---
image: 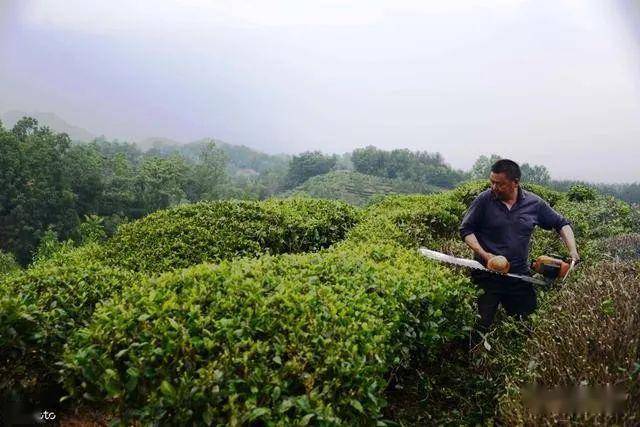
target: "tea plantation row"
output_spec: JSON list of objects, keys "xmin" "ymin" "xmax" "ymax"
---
[{"xmin": 1, "ymin": 184, "xmax": 637, "ymax": 425}]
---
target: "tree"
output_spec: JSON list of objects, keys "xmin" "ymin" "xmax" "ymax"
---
[
  {"xmin": 469, "ymin": 154, "xmax": 502, "ymax": 180},
  {"xmin": 521, "ymin": 163, "xmax": 551, "ymax": 185},
  {"xmin": 65, "ymin": 143, "xmax": 105, "ymax": 216},
  {"xmin": 285, "ymin": 151, "xmax": 337, "ymax": 188},
  {"xmin": 352, "ymin": 146, "xmax": 463, "ymax": 188},
  {"xmin": 100, "ymin": 152, "xmax": 137, "ymax": 216},
  {"xmin": 136, "ymin": 155, "xmax": 189, "ymax": 214},
  {"xmin": 185, "ymin": 141, "xmax": 230, "ymax": 201},
  {"xmin": 351, "ymin": 146, "xmax": 388, "ymax": 177},
  {"xmin": 0, "ymin": 118, "xmax": 79, "ymax": 264}
]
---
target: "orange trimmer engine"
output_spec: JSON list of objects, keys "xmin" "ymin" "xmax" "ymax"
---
[{"xmin": 531, "ymin": 255, "xmax": 572, "ymax": 280}]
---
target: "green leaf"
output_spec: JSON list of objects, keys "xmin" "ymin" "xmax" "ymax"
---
[
  {"xmin": 300, "ymin": 413, "xmax": 315, "ymax": 425},
  {"xmin": 160, "ymin": 380, "xmax": 176, "ymax": 398},
  {"xmin": 248, "ymin": 407, "xmax": 270, "ymax": 421},
  {"xmin": 350, "ymin": 399, "xmax": 364, "ymax": 413}
]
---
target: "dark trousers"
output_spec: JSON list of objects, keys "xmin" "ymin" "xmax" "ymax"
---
[{"xmin": 470, "ymin": 275, "xmax": 537, "ymax": 348}]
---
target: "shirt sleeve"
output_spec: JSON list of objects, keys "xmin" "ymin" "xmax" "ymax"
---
[
  {"xmin": 537, "ymin": 200, "xmax": 571, "ymax": 232},
  {"xmin": 459, "ymin": 195, "xmax": 484, "ymax": 239}
]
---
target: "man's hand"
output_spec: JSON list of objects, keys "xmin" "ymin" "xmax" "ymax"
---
[
  {"xmin": 482, "ymin": 252, "xmax": 497, "ymax": 265},
  {"xmin": 569, "ymin": 250, "xmax": 580, "ymax": 264}
]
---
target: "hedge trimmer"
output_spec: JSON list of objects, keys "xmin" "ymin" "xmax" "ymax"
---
[{"xmin": 417, "ymin": 248, "xmax": 575, "ymax": 286}]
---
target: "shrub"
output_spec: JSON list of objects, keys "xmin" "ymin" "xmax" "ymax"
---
[
  {"xmin": 103, "ymin": 198, "xmax": 359, "ymax": 274},
  {"xmin": 498, "ymin": 261, "xmax": 640, "ymax": 425},
  {"xmin": 0, "ymin": 259, "xmax": 141, "ymax": 398},
  {"xmin": 567, "ymin": 184, "xmax": 597, "ymax": 202},
  {"xmin": 61, "ymin": 242, "xmax": 475, "ymax": 425},
  {"xmin": 530, "ymin": 195, "xmax": 638, "ymax": 261},
  {"xmin": 597, "ymin": 233, "xmax": 640, "ymax": 261},
  {"xmin": 0, "ymin": 251, "xmax": 20, "ymax": 275},
  {"xmin": 347, "ymin": 194, "xmax": 466, "ymax": 248},
  {"xmin": 282, "ymin": 170, "xmax": 441, "ymax": 206}
]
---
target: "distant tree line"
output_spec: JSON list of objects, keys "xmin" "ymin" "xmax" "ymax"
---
[
  {"xmin": 550, "ymin": 180, "xmax": 640, "ymax": 206},
  {"xmin": 1, "ymin": 117, "xmax": 637, "ymax": 265},
  {"xmin": 350, "ymin": 146, "xmax": 465, "ymax": 188},
  {"xmin": 0, "ymin": 118, "xmax": 283, "ymax": 264},
  {"xmin": 468, "ymin": 154, "xmax": 551, "ymax": 185}
]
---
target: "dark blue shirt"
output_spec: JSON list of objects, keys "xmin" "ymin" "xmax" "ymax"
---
[{"xmin": 459, "ymin": 188, "xmax": 570, "ymax": 275}]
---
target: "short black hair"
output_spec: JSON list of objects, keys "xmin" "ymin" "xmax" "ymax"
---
[{"xmin": 491, "ymin": 159, "xmax": 521, "ymax": 181}]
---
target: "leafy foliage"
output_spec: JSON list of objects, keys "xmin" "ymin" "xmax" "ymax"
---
[
  {"xmin": 284, "ymin": 151, "xmax": 338, "ymax": 188},
  {"xmin": 597, "ymin": 233, "xmax": 640, "ymax": 262},
  {"xmin": 346, "ymin": 193, "xmax": 466, "ymax": 248},
  {"xmin": 351, "ymin": 146, "xmax": 465, "ymax": 188},
  {"xmin": 103, "ymin": 198, "xmax": 360, "ymax": 274},
  {"xmin": 61, "ymin": 242, "xmax": 475, "ymax": 425},
  {"xmin": 530, "ymin": 193, "xmax": 639, "ymax": 260},
  {"xmin": 567, "ymin": 183, "xmax": 597, "ymax": 202},
  {"xmin": 0, "ymin": 250, "xmax": 20, "ymax": 275},
  {"xmin": 0, "ymin": 257, "xmax": 141, "ymax": 398},
  {"xmin": 283, "ymin": 170, "xmax": 442, "ymax": 206},
  {"xmin": 469, "ymin": 154, "xmax": 550, "ymax": 185},
  {"xmin": 552, "ymin": 179, "xmax": 640, "ymax": 205},
  {"xmin": 498, "ymin": 261, "xmax": 640, "ymax": 425},
  {"xmin": 0, "ymin": 118, "xmax": 79, "ymax": 264}
]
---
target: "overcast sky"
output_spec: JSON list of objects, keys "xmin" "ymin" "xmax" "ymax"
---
[{"xmin": 1, "ymin": 0, "xmax": 639, "ymax": 182}]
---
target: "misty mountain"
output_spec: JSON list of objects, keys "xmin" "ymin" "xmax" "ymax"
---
[{"xmin": 2, "ymin": 110, "xmax": 96, "ymax": 142}]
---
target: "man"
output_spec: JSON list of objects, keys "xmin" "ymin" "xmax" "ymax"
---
[{"xmin": 459, "ymin": 159, "xmax": 579, "ymax": 347}]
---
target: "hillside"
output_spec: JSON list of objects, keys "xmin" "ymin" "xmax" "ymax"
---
[
  {"xmin": 282, "ymin": 170, "xmax": 443, "ymax": 206},
  {"xmin": 1, "ymin": 110, "xmax": 96, "ymax": 142}
]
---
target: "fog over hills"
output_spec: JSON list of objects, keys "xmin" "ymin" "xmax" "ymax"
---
[{"xmin": 2, "ymin": 110, "xmax": 96, "ymax": 142}]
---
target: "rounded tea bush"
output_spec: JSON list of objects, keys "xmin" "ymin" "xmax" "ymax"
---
[
  {"xmin": 61, "ymin": 242, "xmax": 475, "ymax": 425},
  {"xmin": 347, "ymin": 193, "xmax": 466, "ymax": 247},
  {"xmin": 567, "ymin": 184, "xmax": 597, "ymax": 202},
  {"xmin": 0, "ymin": 258, "xmax": 141, "ymax": 399},
  {"xmin": 103, "ymin": 198, "xmax": 360, "ymax": 274}
]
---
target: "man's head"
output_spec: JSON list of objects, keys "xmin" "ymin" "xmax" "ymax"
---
[{"xmin": 489, "ymin": 159, "xmax": 520, "ymax": 201}]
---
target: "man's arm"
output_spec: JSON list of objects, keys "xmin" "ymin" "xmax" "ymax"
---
[
  {"xmin": 463, "ymin": 233, "xmax": 494, "ymax": 264},
  {"xmin": 537, "ymin": 200, "xmax": 579, "ymax": 262},
  {"xmin": 559, "ymin": 224, "xmax": 580, "ymax": 262},
  {"xmin": 459, "ymin": 195, "xmax": 495, "ymax": 264}
]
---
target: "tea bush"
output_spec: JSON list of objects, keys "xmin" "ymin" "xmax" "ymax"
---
[
  {"xmin": 61, "ymin": 242, "xmax": 475, "ymax": 425},
  {"xmin": 530, "ymin": 194, "xmax": 639, "ymax": 261},
  {"xmin": 597, "ymin": 233, "xmax": 640, "ymax": 261},
  {"xmin": 0, "ymin": 258, "xmax": 141, "ymax": 398},
  {"xmin": 281, "ymin": 170, "xmax": 442, "ymax": 207},
  {"xmin": 498, "ymin": 261, "xmax": 640, "ymax": 425},
  {"xmin": 346, "ymin": 194, "xmax": 466, "ymax": 247},
  {"xmin": 567, "ymin": 184, "xmax": 597, "ymax": 202},
  {"xmin": 103, "ymin": 198, "xmax": 360, "ymax": 274},
  {"xmin": 0, "ymin": 250, "xmax": 20, "ymax": 275}
]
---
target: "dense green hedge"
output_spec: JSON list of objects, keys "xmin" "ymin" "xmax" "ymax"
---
[
  {"xmin": 346, "ymin": 194, "xmax": 466, "ymax": 247},
  {"xmin": 103, "ymin": 198, "xmax": 360, "ymax": 274},
  {"xmin": 60, "ymin": 242, "xmax": 475, "ymax": 425},
  {"xmin": 0, "ymin": 257, "xmax": 141, "ymax": 398}
]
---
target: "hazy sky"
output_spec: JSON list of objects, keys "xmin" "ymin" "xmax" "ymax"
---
[{"xmin": 1, "ymin": 0, "xmax": 639, "ymax": 182}]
